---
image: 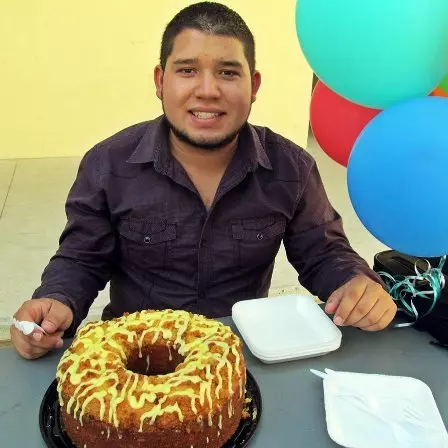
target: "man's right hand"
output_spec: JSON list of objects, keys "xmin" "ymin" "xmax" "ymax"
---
[{"xmin": 11, "ymin": 298, "xmax": 74, "ymax": 360}]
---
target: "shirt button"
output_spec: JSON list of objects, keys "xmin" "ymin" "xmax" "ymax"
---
[
  {"xmin": 257, "ymin": 233, "xmax": 264, "ymax": 240},
  {"xmin": 144, "ymin": 236, "xmax": 151, "ymax": 244}
]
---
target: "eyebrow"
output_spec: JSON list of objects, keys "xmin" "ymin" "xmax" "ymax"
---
[
  {"xmin": 172, "ymin": 58, "xmax": 243, "ymax": 69},
  {"xmin": 173, "ymin": 58, "xmax": 199, "ymax": 65},
  {"xmin": 217, "ymin": 59, "xmax": 243, "ymax": 69}
]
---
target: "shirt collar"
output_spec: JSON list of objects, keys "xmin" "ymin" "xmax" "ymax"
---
[
  {"xmin": 239, "ymin": 123, "xmax": 273, "ymax": 171},
  {"xmin": 126, "ymin": 115, "xmax": 272, "ymax": 171},
  {"xmin": 126, "ymin": 116, "xmax": 170, "ymax": 170}
]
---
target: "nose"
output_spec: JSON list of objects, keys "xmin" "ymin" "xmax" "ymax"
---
[{"xmin": 194, "ymin": 71, "xmax": 220, "ymax": 99}]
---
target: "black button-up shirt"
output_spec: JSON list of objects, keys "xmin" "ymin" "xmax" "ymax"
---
[{"xmin": 32, "ymin": 116, "xmax": 382, "ymax": 334}]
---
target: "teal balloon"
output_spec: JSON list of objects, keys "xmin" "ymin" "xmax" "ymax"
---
[{"xmin": 296, "ymin": 0, "xmax": 448, "ymax": 109}]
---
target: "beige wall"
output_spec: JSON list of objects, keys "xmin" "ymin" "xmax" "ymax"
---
[{"xmin": 0, "ymin": 0, "xmax": 313, "ymax": 159}]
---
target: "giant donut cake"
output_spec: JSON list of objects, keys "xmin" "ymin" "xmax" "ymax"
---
[{"xmin": 56, "ymin": 309, "xmax": 246, "ymax": 447}]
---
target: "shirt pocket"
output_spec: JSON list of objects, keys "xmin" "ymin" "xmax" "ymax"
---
[
  {"xmin": 231, "ymin": 214, "xmax": 286, "ymax": 271},
  {"xmin": 117, "ymin": 217, "xmax": 177, "ymax": 274}
]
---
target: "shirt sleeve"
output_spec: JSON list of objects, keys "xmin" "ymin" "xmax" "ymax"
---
[
  {"xmin": 31, "ymin": 146, "xmax": 115, "ymax": 336},
  {"xmin": 283, "ymin": 157, "xmax": 384, "ymax": 302}
]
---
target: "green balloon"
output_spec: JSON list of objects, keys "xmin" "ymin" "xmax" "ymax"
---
[{"xmin": 440, "ymin": 74, "xmax": 448, "ymax": 93}]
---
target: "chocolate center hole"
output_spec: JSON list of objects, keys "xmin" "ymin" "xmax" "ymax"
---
[{"xmin": 126, "ymin": 344, "xmax": 185, "ymax": 376}]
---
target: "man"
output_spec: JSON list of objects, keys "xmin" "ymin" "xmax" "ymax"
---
[{"xmin": 11, "ymin": 2, "xmax": 397, "ymax": 359}]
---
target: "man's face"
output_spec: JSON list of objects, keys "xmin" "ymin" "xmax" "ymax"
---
[{"xmin": 154, "ymin": 29, "xmax": 261, "ymax": 150}]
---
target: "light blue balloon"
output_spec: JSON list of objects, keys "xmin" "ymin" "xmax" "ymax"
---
[
  {"xmin": 296, "ymin": 0, "xmax": 448, "ymax": 109},
  {"xmin": 347, "ymin": 97, "xmax": 448, "ymax": 257}
]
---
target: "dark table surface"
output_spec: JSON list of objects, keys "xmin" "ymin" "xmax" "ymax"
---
[{"xmin": 1, "ymin": 317, "xmax": 447, "ymax": 447}]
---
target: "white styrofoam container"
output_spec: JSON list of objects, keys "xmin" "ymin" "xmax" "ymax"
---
[{"xmin": 232, "ymin": 295, "xmax": 342, "ymax": 364}]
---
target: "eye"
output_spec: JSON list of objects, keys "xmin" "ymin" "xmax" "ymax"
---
[
  {"xmin": 220, "ymin": 70, "xmax": 239, "ymax": 78},
  {"xmin": 177, "ymin": 68, "xmax": 195, "ymax": 75}
]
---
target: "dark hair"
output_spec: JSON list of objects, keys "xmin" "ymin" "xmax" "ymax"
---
[{"xmin": 160, "ymin": 2, "xmax": 256, "ymax": 73}]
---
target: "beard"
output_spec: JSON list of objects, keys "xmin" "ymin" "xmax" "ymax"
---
[{"xmin": 162, "ymin": 100, "xmax": 251, "ymax": 151}]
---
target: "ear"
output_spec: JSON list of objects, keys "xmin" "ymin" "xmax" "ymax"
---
[
  {"xmin": 154, "ymin": 65, "xmax": 164, "ymax": 100},
  {"xmin": 251, "ymin": 71, "xmax": 262, "ymax": 103}
]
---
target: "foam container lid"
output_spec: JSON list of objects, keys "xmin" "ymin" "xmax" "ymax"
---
[
  {"xmin": 321, "ymin": 369, "xmax": 448, "ymax": 447},
  {"xmin": 232, "ymin": 295, "xmax": 342, "ymax": 363}
]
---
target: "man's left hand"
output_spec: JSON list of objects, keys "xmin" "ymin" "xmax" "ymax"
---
[{"xmin": 325, "ymin": 275, "xmax": 397, "ymax": 331}]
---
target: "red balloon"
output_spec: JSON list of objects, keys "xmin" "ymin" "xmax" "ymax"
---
[{"xmin": 310, "ymin": 81, "xmax": 381, "ymax": 166}]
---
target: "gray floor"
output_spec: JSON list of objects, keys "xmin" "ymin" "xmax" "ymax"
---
[{"xmin": 0, "ymin": 137, "xmax": 388, "ymax": 340}]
